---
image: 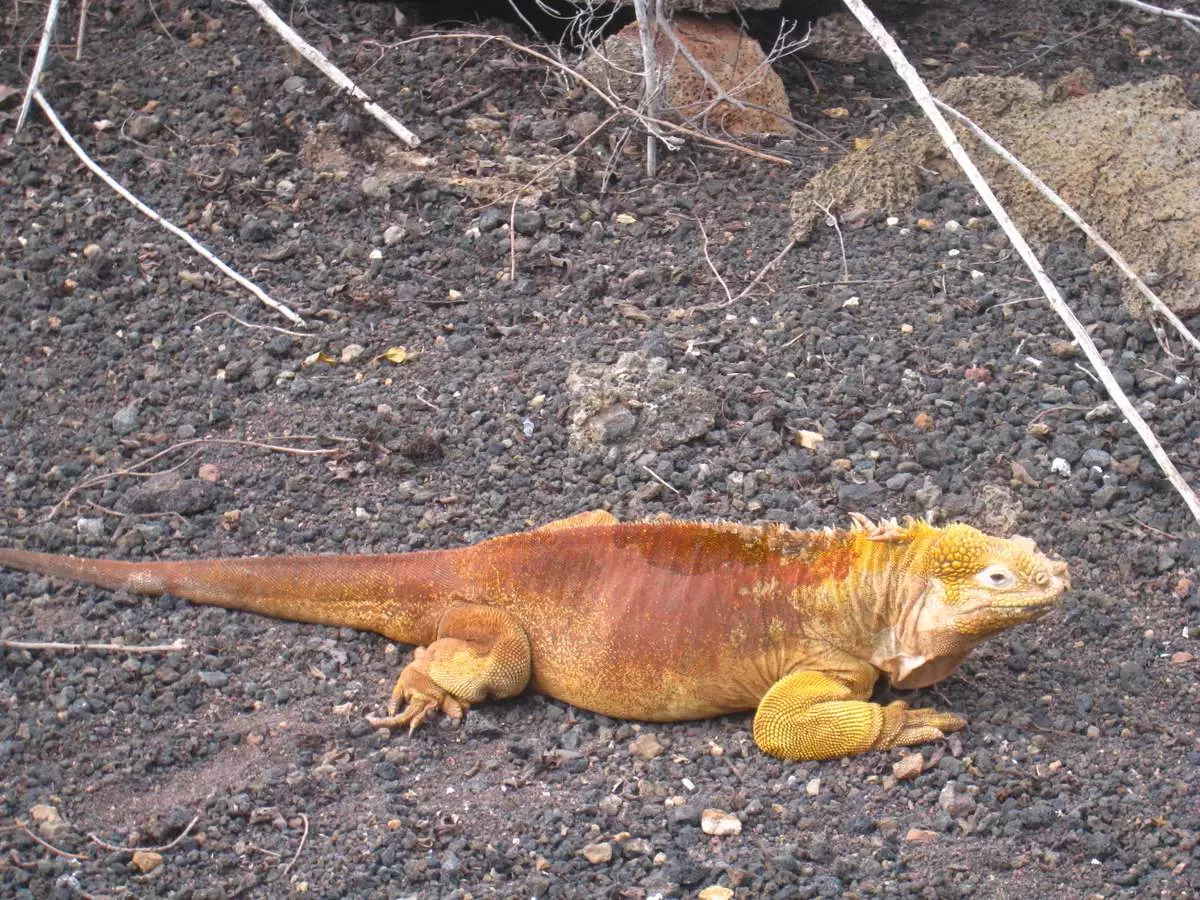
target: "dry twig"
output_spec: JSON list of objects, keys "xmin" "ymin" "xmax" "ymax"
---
[
  {"xmin": 842, "ymin": 0, "xmax": 1200, "ymax": 526},
  {"xmin": 280, "ymin": 813, "xmax": 309, "ymax": 877},
  {"xmin": 2, "ymin": 638, "xmax": 186, "ymax": 655},
  {"xmin": 1110, "ymin": 0, "xmax": 1200, "ymax": 30},
  {"xmin": 242, "ymin": 0, "xmax": 420, "ymax": 147},
  {"xmin": 15, "ymin": 821, "xmax": 88, "ymax": 861},
  {"xmin": 12, "ymin": 0, "xmax": 60, "ymax": 137},
  {"xmin": 49, "ymin": 437, "xmax": 350, "ymax": 520},
  {"xmin": 88, "ymin": 814, "xmax": 200, "ymax": 853},
  {"xmin": 32, "ymin": 91, "xmax": 304, "ymax": 326},
  {"xmin": 934, "ymin": 99, "xmax": 1200, "ymax": 355},
  {"xmin": 192, "ymin": 310, "xmax": 310, "ymax": 338}
]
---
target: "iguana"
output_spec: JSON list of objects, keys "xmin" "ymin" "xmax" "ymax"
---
[{"xmin": 0, "ymin": 512, "xmax": 1068, "ymax": 761}]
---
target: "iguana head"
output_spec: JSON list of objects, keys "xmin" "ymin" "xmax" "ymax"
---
[{"xmin": 868, "ymin": 519, "xmax": 1070, "ymax": 689}]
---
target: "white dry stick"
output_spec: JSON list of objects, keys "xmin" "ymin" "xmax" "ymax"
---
[
  {"xmin": 841, "ymin": 0, "xmax": 1200, "ymax": 526},
  {"xmin": 1109, "ymin": 0, "xmax": 1200, "ymax": 27},
  {"xmin": 242, "ymin": 0, "xmax": 420, "ymax": 148},
  {"xmin": 632, "ymin": 0, "xmax": 663, "ymax": 176},
  {"xmin": 33, "ymin": 91, "xmax": 305, "ymax": 326},
  {"xmin": 13, "ymin": 0, "xmax": 60, "ymax": 137},
  {"xmin": 935, "ymin": 99, "xmax": 1200, "ymax": 355},
  {"xmin": 2, "ymin": 638, "xmax": 186, "ymax": 654}
]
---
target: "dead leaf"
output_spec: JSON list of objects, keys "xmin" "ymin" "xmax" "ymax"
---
[
  {"xmin": 822, "ymin": 107, "xmax": 850, "ymax": 118},
  {"xmin": 380, "ymin": 346, "xmax": 420, "ymax": 364},
  {"xmin": 302, "ymin": 351, "xmax": 337, "ymax": 367},
  {"xmin": 615, "ymin": 213, "xmax": 637, "ymax": 225}
]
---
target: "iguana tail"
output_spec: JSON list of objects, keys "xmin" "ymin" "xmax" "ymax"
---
[{"xmin": 0, "ymin": 548, "xmax": 459, "ymax": 644}]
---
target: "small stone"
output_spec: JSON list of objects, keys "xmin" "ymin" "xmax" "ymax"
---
[
  {"xmin": 900, "ymin": 322, "xmax": 914, "ymax": 333},
  {"xmin": 805, "ymin": 778, "xmax": 820, "ymax": 796},
  {"xmin": 238, "ymin": 216, "xmax": 272, "ymax": 243},
  {"xmin": 1049, "ymin": 339, "xmax": 1079, "ymax": 358},
  {"xmin": 127, "ymin": 115, "xmax": 160, "ymax": 140},
  {"xmin": 1050, "ymin": 458, "xmax": 1072, "ymax": 477},
  {"xmin": 274, "ymin": 179, "xmax": 296, "ymax": 201},
  {"xmin": 963, "ymin": 365, "xmax": 991, "ymax": 384},
  {"xmin": 383, "ymin": 224, "xmax": 406, "ymax": 245},
  {"xmin": 1173, "ymin": 576, "xmax": 1193, "ymax": 600},
  {"xmin": 938, "ymin": 782, "xmax": 977, "ymax": 818},
  {"xmin": 131, "ymin": 850, "xmax": 164, "ymax": 873},
  {"xmin": 623, "ymin": 838, "xmax": 652, "ymax": 856},
  {"xmin": 842, "ymin": 296, "xmax": 860, "ymax": 308},
  {"xmin": 699, "ymin": 887, "xmax": 734, "ymax": 900},
  {"xmin": 83, "ymin": 243, "xmax": 102, "ymax": 258},
  {"xmin": 916, "ymin": 218, "xmax": 936, "ymax": 231},
  {"xmin": 581, "ymin": 842, "xmax": 613, "ymax": 864},
  {"xmin": 892, "ymin": 753, "xmax": 925, "ymax": 781},
  {"xmin": 1079, "ymin": 448, "xmax": 1111, "ymax": 469},
  {"xmin": 886, "ymin": 216, "xmax": 900, "ymax": 226},
  {"xmin": 340, "ymin": 344, "xmax": 365, "ymax": 364},
  {"xmin": 794, "ymin": 430, "xmax": 825, "ymax": 450},
  {"xmin": 112, "ymin": 402, "xmax": 141, "ymax": 435},
  {"xmin": 913, "ymin": 411, "xmax": 934, "ymax": 432},
  {"xmin": 76, "ymin": 517, "xmax": 104, "ymax": 540},
  {"xmin": 944, "ymin": 220, "xmax": 961, "ymax": 232},
  {"xmin": 361, "ymin": 175, "xmax": 391, "ymax": 200},
  {"xmin": 905, "ymin": 828, "xmax": 938, "ymax": 843},
  {"xmin": 1087, "ymin": 724, "xmax": 1100, "ymax": 739},
  {"xmin": 1171, "ymin": 651, "xmax": 1193, "ymax": 665},
  {"xmin": 701, "ymin": 809, "xmax": 742, "ymax": 836},
  {"xmin": 629, "ymin": 732, "xmax": 664, "ymax": 760}
]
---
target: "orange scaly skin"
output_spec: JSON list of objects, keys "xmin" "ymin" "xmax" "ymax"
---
[{"xmin": 0, "ymin": 511, "xmax": 1069, "ymax": 761}]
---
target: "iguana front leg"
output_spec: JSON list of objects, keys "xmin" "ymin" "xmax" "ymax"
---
[
  {"xmin": 367, "ymin": 603, "xmax": 531, "ymax": 732},
  {"xmin": 752, "ymin": 662, "xmax": 965, "ymax": 761}
]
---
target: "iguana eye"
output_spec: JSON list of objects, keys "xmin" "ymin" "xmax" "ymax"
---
[{"xmin": 977, "ymin": 564, "xmax": 1015, "ymax": 589}]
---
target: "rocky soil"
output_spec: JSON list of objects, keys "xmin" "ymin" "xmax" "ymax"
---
[{"xmin": 1, "ymin": 0, "xmax": 1198, "ymax": 897}]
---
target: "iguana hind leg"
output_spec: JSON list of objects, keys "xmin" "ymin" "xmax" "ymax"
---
[
  {"xmin": 753, "ymin": 666, "xmax": 965, "ymax": 761},
  {"xmin": 367, "ymin": 603, "xmax": 531, "ymax": 733}
]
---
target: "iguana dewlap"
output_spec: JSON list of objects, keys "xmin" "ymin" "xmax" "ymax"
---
[{"xmin": 0, "ymin": 512, "xmax": 1068, "ymax": 761}]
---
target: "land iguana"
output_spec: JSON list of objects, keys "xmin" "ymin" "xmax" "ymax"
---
[{"xmin": 0, "ymin": 512, "xmax": 1068, "ymax": 761}]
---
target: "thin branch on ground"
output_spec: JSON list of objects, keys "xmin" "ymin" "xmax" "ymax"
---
[
  {"xmin": 242, "ymin": 0, "xmax": 419, "ymax": 148},
  {"xmin": 2, "ymin": 638, "xmax": 187, "ymax": 655},
  {"xmin": 88, "ymin": 814, "xmax": 200, "ymax": 853},
  {"xmin": 693, "ymin": 216, "xmax": 733, "ymax": 303},
  {"xmin": 435, "ymin": 82, "xmax": 501, "ymax": 116},
  {"xmin": 842, "ymin": 0, "xmax": 1200, "ymax": 526},
  {"xmin": 192, "ymin": 310, "xmax": 310, "ymax": 338},
  {"xmin": 641, "ymin": 465, "xmax": 681, "ymax": 495},
  {"xmin": 12, "ymin": 0, "xmax": 59, "ymax": 137},
  {"xmin": 279, "ymin": 813, "xmax": 309, "ymax": 877},
  {"xmin": 813, "ymin": 198, "xmax": 850, "ymax": 281},
  {"xmin": 15, "ymin": 820, "xmax": 88, "ymax": 861},
  {"xmin": 75, "ymin": 0, "xmax": 88, "ymax": 60},
  {"xmin": 934, "ymin": 99, "xmax": 1200, "ymax": 355},
  {"xmin": 32, "ymin": 92, "xmax": 304, "ymax": 326},
  {"xmin": 1109, "ymin": 0, "xmax": 1200, "ymax": 28},
  {"xmin": 724, "ymin": 238, "xmax": 798, "ymax": 306},
  {"xmin": 49, "ymin": 437, "xmax": 351, "ymax": 520}
]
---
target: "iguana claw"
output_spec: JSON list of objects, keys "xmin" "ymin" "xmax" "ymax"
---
[{"xmin": 365, "ymin": 648, "xmax": 471, "ymax": 733}]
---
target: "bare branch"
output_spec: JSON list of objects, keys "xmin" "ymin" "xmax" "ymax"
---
[
  {"xmin": 842, "ymin": 0, "xmax": 1200, "ymax": 525},
  {"xmin": 32, "ymin": 91, "xmax": 305, "ymax": 326},
  {"xmin": 242, "ymin": 0, "xmax": 420, "ymax": 148},
  {"xmin": 2, "ymin": 639, "xmax": 186, "ymax": 654},
  {"xmin": 934, "ymin": 98, "xmax": 1200, "ymax": 355}
]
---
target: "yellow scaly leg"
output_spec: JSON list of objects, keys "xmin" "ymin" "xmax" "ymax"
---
[
  {"xmin": 367, "ymin": 603, "xmax": 531, "ymax": 733},
  {"xmin": 753, "ymin": 666, "xmax": 965, "ymax": 761}
]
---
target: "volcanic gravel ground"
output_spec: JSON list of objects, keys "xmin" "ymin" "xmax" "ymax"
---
[{"xmin": 1, "ymin": 0, "xmax": 1198, "ymax": 897}]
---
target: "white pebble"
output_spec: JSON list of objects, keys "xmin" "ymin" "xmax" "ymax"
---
[
  {"xmin": 1050, "ymin": 458, "xmax": 1071, "ymax": 477},
  {"xmin": 944, "ymin": 220, "xmax": 962, "ymax": 232}
]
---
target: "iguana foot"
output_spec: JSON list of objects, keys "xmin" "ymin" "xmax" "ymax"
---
[
  {"xmin": 365, "ymin": 647, "xmax": 470, "ymax": 733},
  {"xmin": 366, "ymin": 603, "xmax": 532, "ymax": 736},
  {"xmin": 879, "ymin": 701, "xmax": 966, "ymax": 749}
]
